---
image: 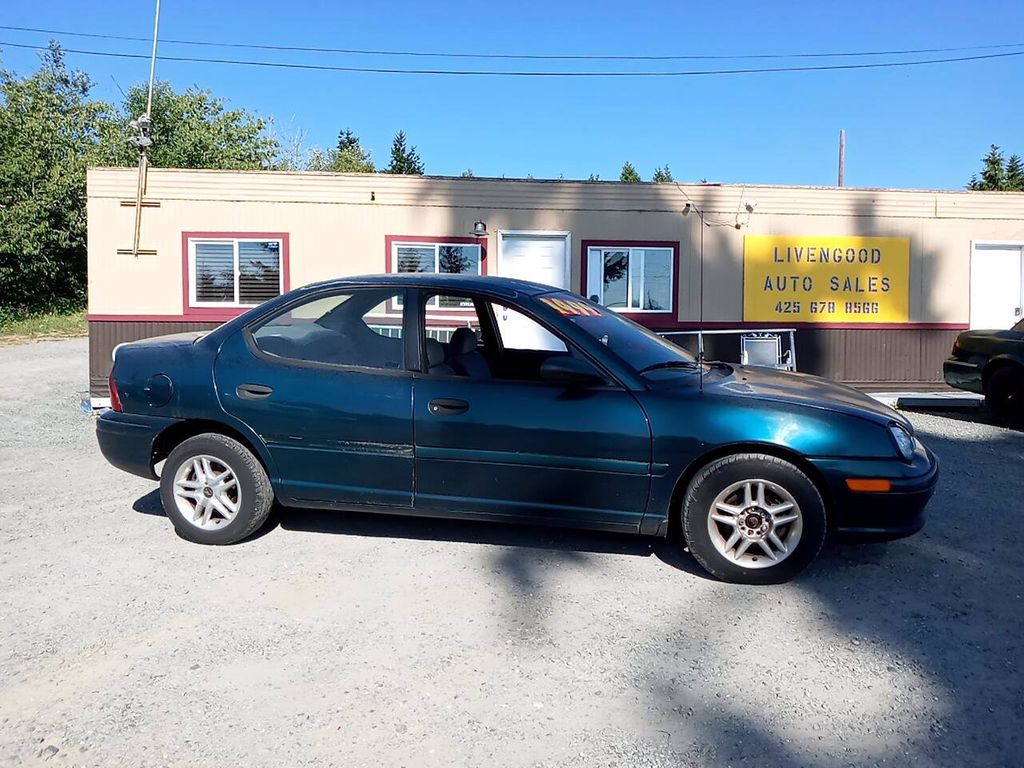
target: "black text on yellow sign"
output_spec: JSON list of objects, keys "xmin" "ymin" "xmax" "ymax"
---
[{"xmin": 743, "ymin": 235, "xmax": 910, "ymax": 323}]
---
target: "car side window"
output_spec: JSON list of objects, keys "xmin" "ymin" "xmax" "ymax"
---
[
  {"xmin": 490, "ymin": 302, "xmax": 567, "ymax": 352},
  {"xmin": 251, "ymin": 288, "xmax": 405, "ymax": 370},
  {"xmin": 422, "ymin": 294, "xmax": 485, "ymax": 376}
]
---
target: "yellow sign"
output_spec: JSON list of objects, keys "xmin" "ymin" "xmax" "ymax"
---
[{"xmin": 743, "ymin": 235, "xmax": 910, "ymax": 323}]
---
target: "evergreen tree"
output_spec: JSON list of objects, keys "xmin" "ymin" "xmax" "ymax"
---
[
  {"xmin": 336, "ymin": 128, "xmax": 360, "ymax": 153},
  {"xmin": 385, "ymin": 131, "xmax": 424, "ymax": 174},
  {"xmin": 330, "ymin": 128, "xmax": 374, "ymax": 172},
  {"xmin": 619, "ymin": 162, "xmax": 641, "ymax": 183},
  {"xmin": 652, "ymin": 165, "xmax": 674, "ymax": 183},
  {"xmin": 1005, "ymin": 154, "xmax": 1024, "ymax": 191},
  {"xmin": 968, "ymin": 145, "xmax": 1006, "ymax": 190}
]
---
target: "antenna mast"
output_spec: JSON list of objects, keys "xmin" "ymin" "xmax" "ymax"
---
[
  {"xmin": 128, "ymin": 0, "xmax": 161, "ymax": 256},
  {"xmin": 837, "ymin": 129, "xmax": 846, "ymax": 187}
]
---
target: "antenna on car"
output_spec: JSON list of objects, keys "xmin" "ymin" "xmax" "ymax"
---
[{"xmin": 681, "ymin": 194, "xmax": 708, "ymax": 394}]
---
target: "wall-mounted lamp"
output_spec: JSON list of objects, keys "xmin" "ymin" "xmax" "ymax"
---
[
  {"xmin": 471, "ymin": 220, "xmax": 489, "ymax": 237},
  {"xmin": 682, "ymin": 202, "xmax": 693, "ymax": 215}
]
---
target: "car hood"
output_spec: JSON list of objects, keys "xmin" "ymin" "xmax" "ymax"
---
[
  {"xmin": 955, "ymin": 329, "xmax": 1021, "ymax": 349},
  {"xmin": 707, "ymin": 364, "xmax": 911, "ymax": 429}
]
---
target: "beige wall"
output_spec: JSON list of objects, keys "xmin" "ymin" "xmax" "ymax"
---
[{"xmin": 87, "ymin": 168, "xmax": 1024, "ymax": 324}]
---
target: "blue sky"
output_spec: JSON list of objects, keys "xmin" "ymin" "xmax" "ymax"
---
[{"xmin": 1, "ymin": 0, "xmax": 1022, "ymax": 189}]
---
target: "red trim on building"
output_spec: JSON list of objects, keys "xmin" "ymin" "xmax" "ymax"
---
[
  {"xmin": 180, "ymin": 231, "xmax": 290, "ymax": 320},
  {"xmin": 384, "ymin": 234, "xmax": 488, "ymax": 274},
  {"xmin": 580, "ymin": 240, "xmax": 680, "ymax": 321},
  {"xmin": 635, "ymin": 320, "xmax": 970, "ymax": 331}
]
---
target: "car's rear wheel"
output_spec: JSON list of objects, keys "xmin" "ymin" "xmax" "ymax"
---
[
  {"xmin": 159, "ymin": 433, "xmax": 274, "ymax": 544},
  {"xmin": 681, "ymin": 454, "xmax": 827, "ymax": 584},
  {"xmin": 986, "ymin": 367, "xmax": 1024, "ymax": 427}
]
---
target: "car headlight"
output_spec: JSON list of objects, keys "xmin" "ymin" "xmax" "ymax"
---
[{"xmin": 888, "ymin": 424, "xmax": 915, "ymax": 461}]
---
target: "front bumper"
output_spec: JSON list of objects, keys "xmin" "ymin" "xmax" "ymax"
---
[
  {"xmin": 943, "ymin": 358, "xmax": 984, "ymax": 394},
  {"xmin": 96, "ymin": 410, "xmax": 181, "ymax": 480},
  {"xmin": 810, "ymin": 444, "xmax": 939, "ymax": 542}
]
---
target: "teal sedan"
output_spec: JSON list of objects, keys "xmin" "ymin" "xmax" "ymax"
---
[{"xmin": 97, "ymin": 274, "xmax": 937, "ymax": 584}]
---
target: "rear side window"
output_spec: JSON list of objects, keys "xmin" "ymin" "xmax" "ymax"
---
[{"xmin": 251, "ymin": 289, "xmax": 405, "ymax": 370}]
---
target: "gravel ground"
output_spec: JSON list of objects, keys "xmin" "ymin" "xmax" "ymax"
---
[{"xmin": 1, "ymin": 338, "xmax": 1022, "ymax": 767}]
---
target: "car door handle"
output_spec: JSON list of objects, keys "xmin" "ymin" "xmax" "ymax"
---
[
  {"xmin": 237, "ymin": 383, "xmax": 273, "ymax": 400},
  {"xmin": 428, "ymin": 398, "xmax": 469, "ymax": 416}
]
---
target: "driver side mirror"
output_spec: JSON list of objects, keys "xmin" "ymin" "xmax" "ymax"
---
[{"xmin": 539, "ymin": 356, "xmax": 606, "ymax": 387}]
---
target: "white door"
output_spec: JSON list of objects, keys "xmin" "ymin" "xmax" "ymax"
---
[
  {"xmin": 971, "ymin": 243, "xmax": 1024, "ymax": 330},
  {"xmin": 496, "ymin": 231, "xmax": 571, "ymax": 349},
  {"xmin": 497, "ymin": 231, "xmax": 571, "ymax": 289}
]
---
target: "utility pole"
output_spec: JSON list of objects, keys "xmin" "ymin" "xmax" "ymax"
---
[{"xmin": 838, "ymin": 129, "xmax": 846, "ymax": 187}]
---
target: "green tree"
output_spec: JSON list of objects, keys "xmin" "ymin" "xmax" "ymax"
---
[
  {"xmin": 461, "ymin": 168, "xmax": 474, "ymax": 178},
  {"xmin": 652, "ymin": 165, "xmax": 674, "ymax": 183},
  {"xmin": 99, "ymin": 80, "xmax": 278, "ymax": 170},
  {"xmin": 1005, "ymin": 154, "xmax": 1024, "ymax": 191},
  {"xmin": 619, "ymin": 162, "xmax": 641, "ymax": 183},
  {"xmin": 968, "ymin": 145, "xmax": 1007, "ymax": 190},
  {"xmin": 329, "ymin": 128, "xmax": 374, "ymax": 172},
  {"xmin": 0, "ymin": 42, "xmax": 112, "ymax": 315},
  {"xmin": 303, "ymin": 146, "xmax": 333, "ymax": 172},
  {"xmin": 385, "ymin": 130, "xmax": 424, "ymax": 174}
]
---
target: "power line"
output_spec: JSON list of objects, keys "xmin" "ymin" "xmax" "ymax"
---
[
  {"xmin": 2, "ymin": 23, "xmax": 1023, "ymax": 62},
  {"xmin": 2, "ymin": 39, "xmax": 1023, "ymax": 77}
]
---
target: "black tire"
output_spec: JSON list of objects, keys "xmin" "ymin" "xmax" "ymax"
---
[
  {"xmin": 159, "ymin": 433, "xmax": 274, "ymax": 545},
  {"xmin": 681, "ymin": 453, "xmax": 827, "ymax": 585},
  {"xmin": 985, "ymin": 367, "xmax": 1024, "ymax": 427}
]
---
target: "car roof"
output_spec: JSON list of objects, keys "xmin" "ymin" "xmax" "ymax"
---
[{"xmin": 300, "ymin": 273, "xmax": 561, "ymax": 299}]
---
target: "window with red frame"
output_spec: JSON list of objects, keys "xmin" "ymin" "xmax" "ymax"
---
[
  {"xmin": 391, "ymin": 240, "xmax": 483, "ymax": 308},
  {"xmin": 188, "ymin": 237, "xmax": 283, "ymax": 308},
  {"xmin": 585, "ymin": 245, "xmax": 674, "ymax": 313}
]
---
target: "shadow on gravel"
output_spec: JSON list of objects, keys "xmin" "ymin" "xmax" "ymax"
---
[
  {"xmin": 132, "ymin": 486, "xmax": 709, "ymax": 576},
  {"xmin": 277, "ymin": 503, "xmax": 706, "ymax": 576},
  {"xmin": 640, "ymin": 415, "xmax": 1024, "ymax": 765},
  {"xmin": 132, "ymin": 488, "xmax": 164, "ymax": 516}
]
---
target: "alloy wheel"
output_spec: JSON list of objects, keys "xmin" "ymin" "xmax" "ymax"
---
[
  {"xmin": 172, "ymin": 454, "xmax": 241, "ymax": 530},
  {"xmin": 706, "ymin": 479, "xmax": 803, "ymax": 569}
]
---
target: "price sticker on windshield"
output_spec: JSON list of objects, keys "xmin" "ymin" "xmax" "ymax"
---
[{"xmin": 539, "ymin": 297, "xmax": 602, "ymax": 317}]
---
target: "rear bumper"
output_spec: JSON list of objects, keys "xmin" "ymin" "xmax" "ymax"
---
[
  {"xmin": 811, "ymin": 446, "xmax": 939, "ymax": 542},
  {"xmin": 943, "ymin": 358, "xmax": 984, "ymax": 394},
  {"xmin": 96, "ymin": 410, "xmax": 181, "ymax": 480}
]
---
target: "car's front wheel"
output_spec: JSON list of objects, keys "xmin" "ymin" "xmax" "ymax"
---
[
  {"xmin": 159, "ymin": 433, "xmax": 274, "ymax": 545},
  {"xmin": 681, "ymin": 454, "xmax": 827, "ymax": 584}
]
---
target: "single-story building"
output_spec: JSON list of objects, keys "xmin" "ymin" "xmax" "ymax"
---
[{"xmin": 85, "ymin": 167, "xmax": 1024, "ymax": 400}]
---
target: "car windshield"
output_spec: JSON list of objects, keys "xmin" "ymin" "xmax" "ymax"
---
[{"xmin": 535, "ymin": 292, "xmax": 698, "ymax": 373}]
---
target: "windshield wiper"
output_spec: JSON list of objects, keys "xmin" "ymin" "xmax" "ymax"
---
[{"xmin": 637, "ymin": 360, "xmax": 702, "ymax": 374}]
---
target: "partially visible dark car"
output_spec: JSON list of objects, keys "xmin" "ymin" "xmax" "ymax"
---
[
  {"xmin": 944, "ymin": 318, "xmax": 1024, "ymax": 425},
  {"xmin": 97, "ymin": 274, "xmax": 938, "ymax": 585}
]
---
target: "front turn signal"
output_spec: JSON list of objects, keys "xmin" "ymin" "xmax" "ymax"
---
[{"xmin": 845, "ymin": 478, "xmax": 892, "ymax": 493}]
